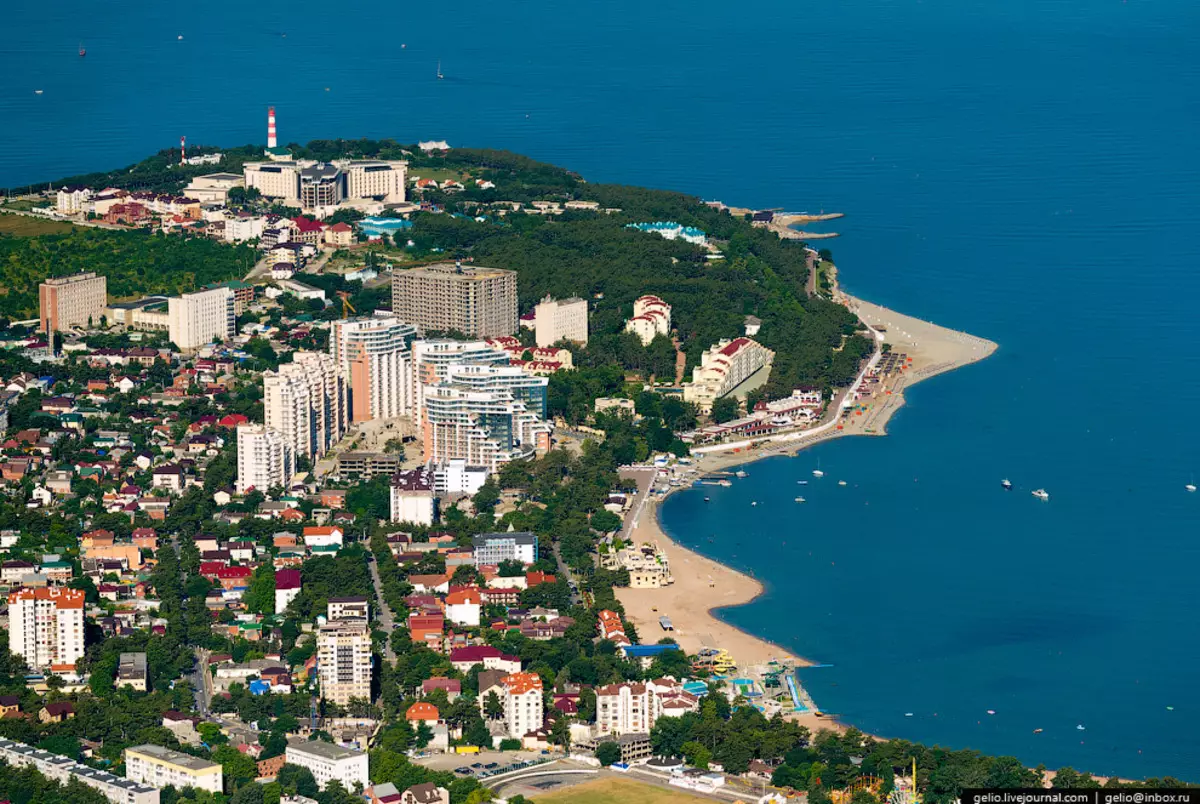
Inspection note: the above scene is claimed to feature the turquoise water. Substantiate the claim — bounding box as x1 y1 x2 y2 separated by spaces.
5 0 1200 780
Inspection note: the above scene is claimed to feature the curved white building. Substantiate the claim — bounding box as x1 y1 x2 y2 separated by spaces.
330 316 418 422
625 294 672 345
682 337 775 413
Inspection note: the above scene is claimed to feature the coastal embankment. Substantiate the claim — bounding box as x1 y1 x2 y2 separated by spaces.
615 278 997 729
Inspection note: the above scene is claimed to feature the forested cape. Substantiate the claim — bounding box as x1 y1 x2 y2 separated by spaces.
21 140 869 397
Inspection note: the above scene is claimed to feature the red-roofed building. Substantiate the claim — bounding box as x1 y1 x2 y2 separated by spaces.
405 701 440 725
408 613 444 648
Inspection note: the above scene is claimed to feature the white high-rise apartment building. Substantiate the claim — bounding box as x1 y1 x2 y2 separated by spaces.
330 316 418 422
7 587 86 672
422 385 551 473
337 159 407 203
264 352 347 463
168 287 235 350
533 296 588 347
595 678 699 737
498 672 544 739
682 336 775 413
317 619 372 705
236 424 291 493
244 161 305 205
409 339 510 418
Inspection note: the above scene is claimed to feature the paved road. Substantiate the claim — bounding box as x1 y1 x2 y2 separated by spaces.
617 466 657 542
190 647 213 715
367 553 397 662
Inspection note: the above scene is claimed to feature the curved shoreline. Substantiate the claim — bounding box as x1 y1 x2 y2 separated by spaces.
616 287 997 731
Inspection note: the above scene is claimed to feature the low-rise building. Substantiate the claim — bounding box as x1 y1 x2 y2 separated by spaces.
117 652 149 692
472 531 537 566
284 739 368 791
124 744 223 794
0 738 159 804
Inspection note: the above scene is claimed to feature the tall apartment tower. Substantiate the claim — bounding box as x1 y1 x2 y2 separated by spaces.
391 262 517 338
264 352 347 462
408 338 511 420
7 587 86 672
533 295 588 347
168 287 235 350
236 424 291 493
316 619 372 705
39 272 107 334
329 316 418 422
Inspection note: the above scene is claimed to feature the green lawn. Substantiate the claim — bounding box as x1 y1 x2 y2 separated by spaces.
0 213 76 236
532 777 713 804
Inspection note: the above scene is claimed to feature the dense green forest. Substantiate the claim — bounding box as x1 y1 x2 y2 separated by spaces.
35 140 867 394
0 227 255 318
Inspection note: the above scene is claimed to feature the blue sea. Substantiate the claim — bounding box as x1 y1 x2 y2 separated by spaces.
5 0 1200 781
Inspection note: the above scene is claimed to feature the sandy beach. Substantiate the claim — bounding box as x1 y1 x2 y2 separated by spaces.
615 278 998 722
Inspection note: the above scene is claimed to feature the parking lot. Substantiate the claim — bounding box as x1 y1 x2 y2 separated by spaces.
413 749 558 780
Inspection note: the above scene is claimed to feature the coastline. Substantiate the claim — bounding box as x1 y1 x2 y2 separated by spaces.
616 273 997 734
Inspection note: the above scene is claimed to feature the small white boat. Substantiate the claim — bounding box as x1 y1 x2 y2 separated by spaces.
904 712 914 717
1076 724 1086 731
1187 484 1197 493
986 709 996 715
812 469 824 478
735 470 748 478
797 480 808 485
751 501 758 506
1001 478 1013 490
794 497 806 503
34 89 44 95
1032 489 1050 501
177 35 184 40
838 480 847 486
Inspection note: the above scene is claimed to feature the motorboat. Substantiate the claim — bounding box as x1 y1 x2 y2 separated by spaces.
1032 489 1050 501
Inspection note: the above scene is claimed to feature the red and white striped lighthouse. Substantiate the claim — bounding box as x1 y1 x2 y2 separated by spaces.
267 107 277 149
180 136 186 164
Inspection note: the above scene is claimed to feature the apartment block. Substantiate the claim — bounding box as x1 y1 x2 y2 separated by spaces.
236 424 291 493
533 295 588 347
339 159 407 203
390 468 436 525
441 363 548 418
391 262 517 338
422 384 551 473
488 672 544 739
117 652 149 692
409 338 510 418
124 744 223 794
471 532 537 566
285 739 369 791
317 619 372 705
0 738 159 804
168 287 235 350
40 272 108 334
329 316 418 422
7 587 85 672
595 678 699 737
264 352 347 462
683 336 775 413
624 294 672 345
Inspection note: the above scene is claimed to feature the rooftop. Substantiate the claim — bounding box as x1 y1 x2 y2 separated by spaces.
127 743 222 772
